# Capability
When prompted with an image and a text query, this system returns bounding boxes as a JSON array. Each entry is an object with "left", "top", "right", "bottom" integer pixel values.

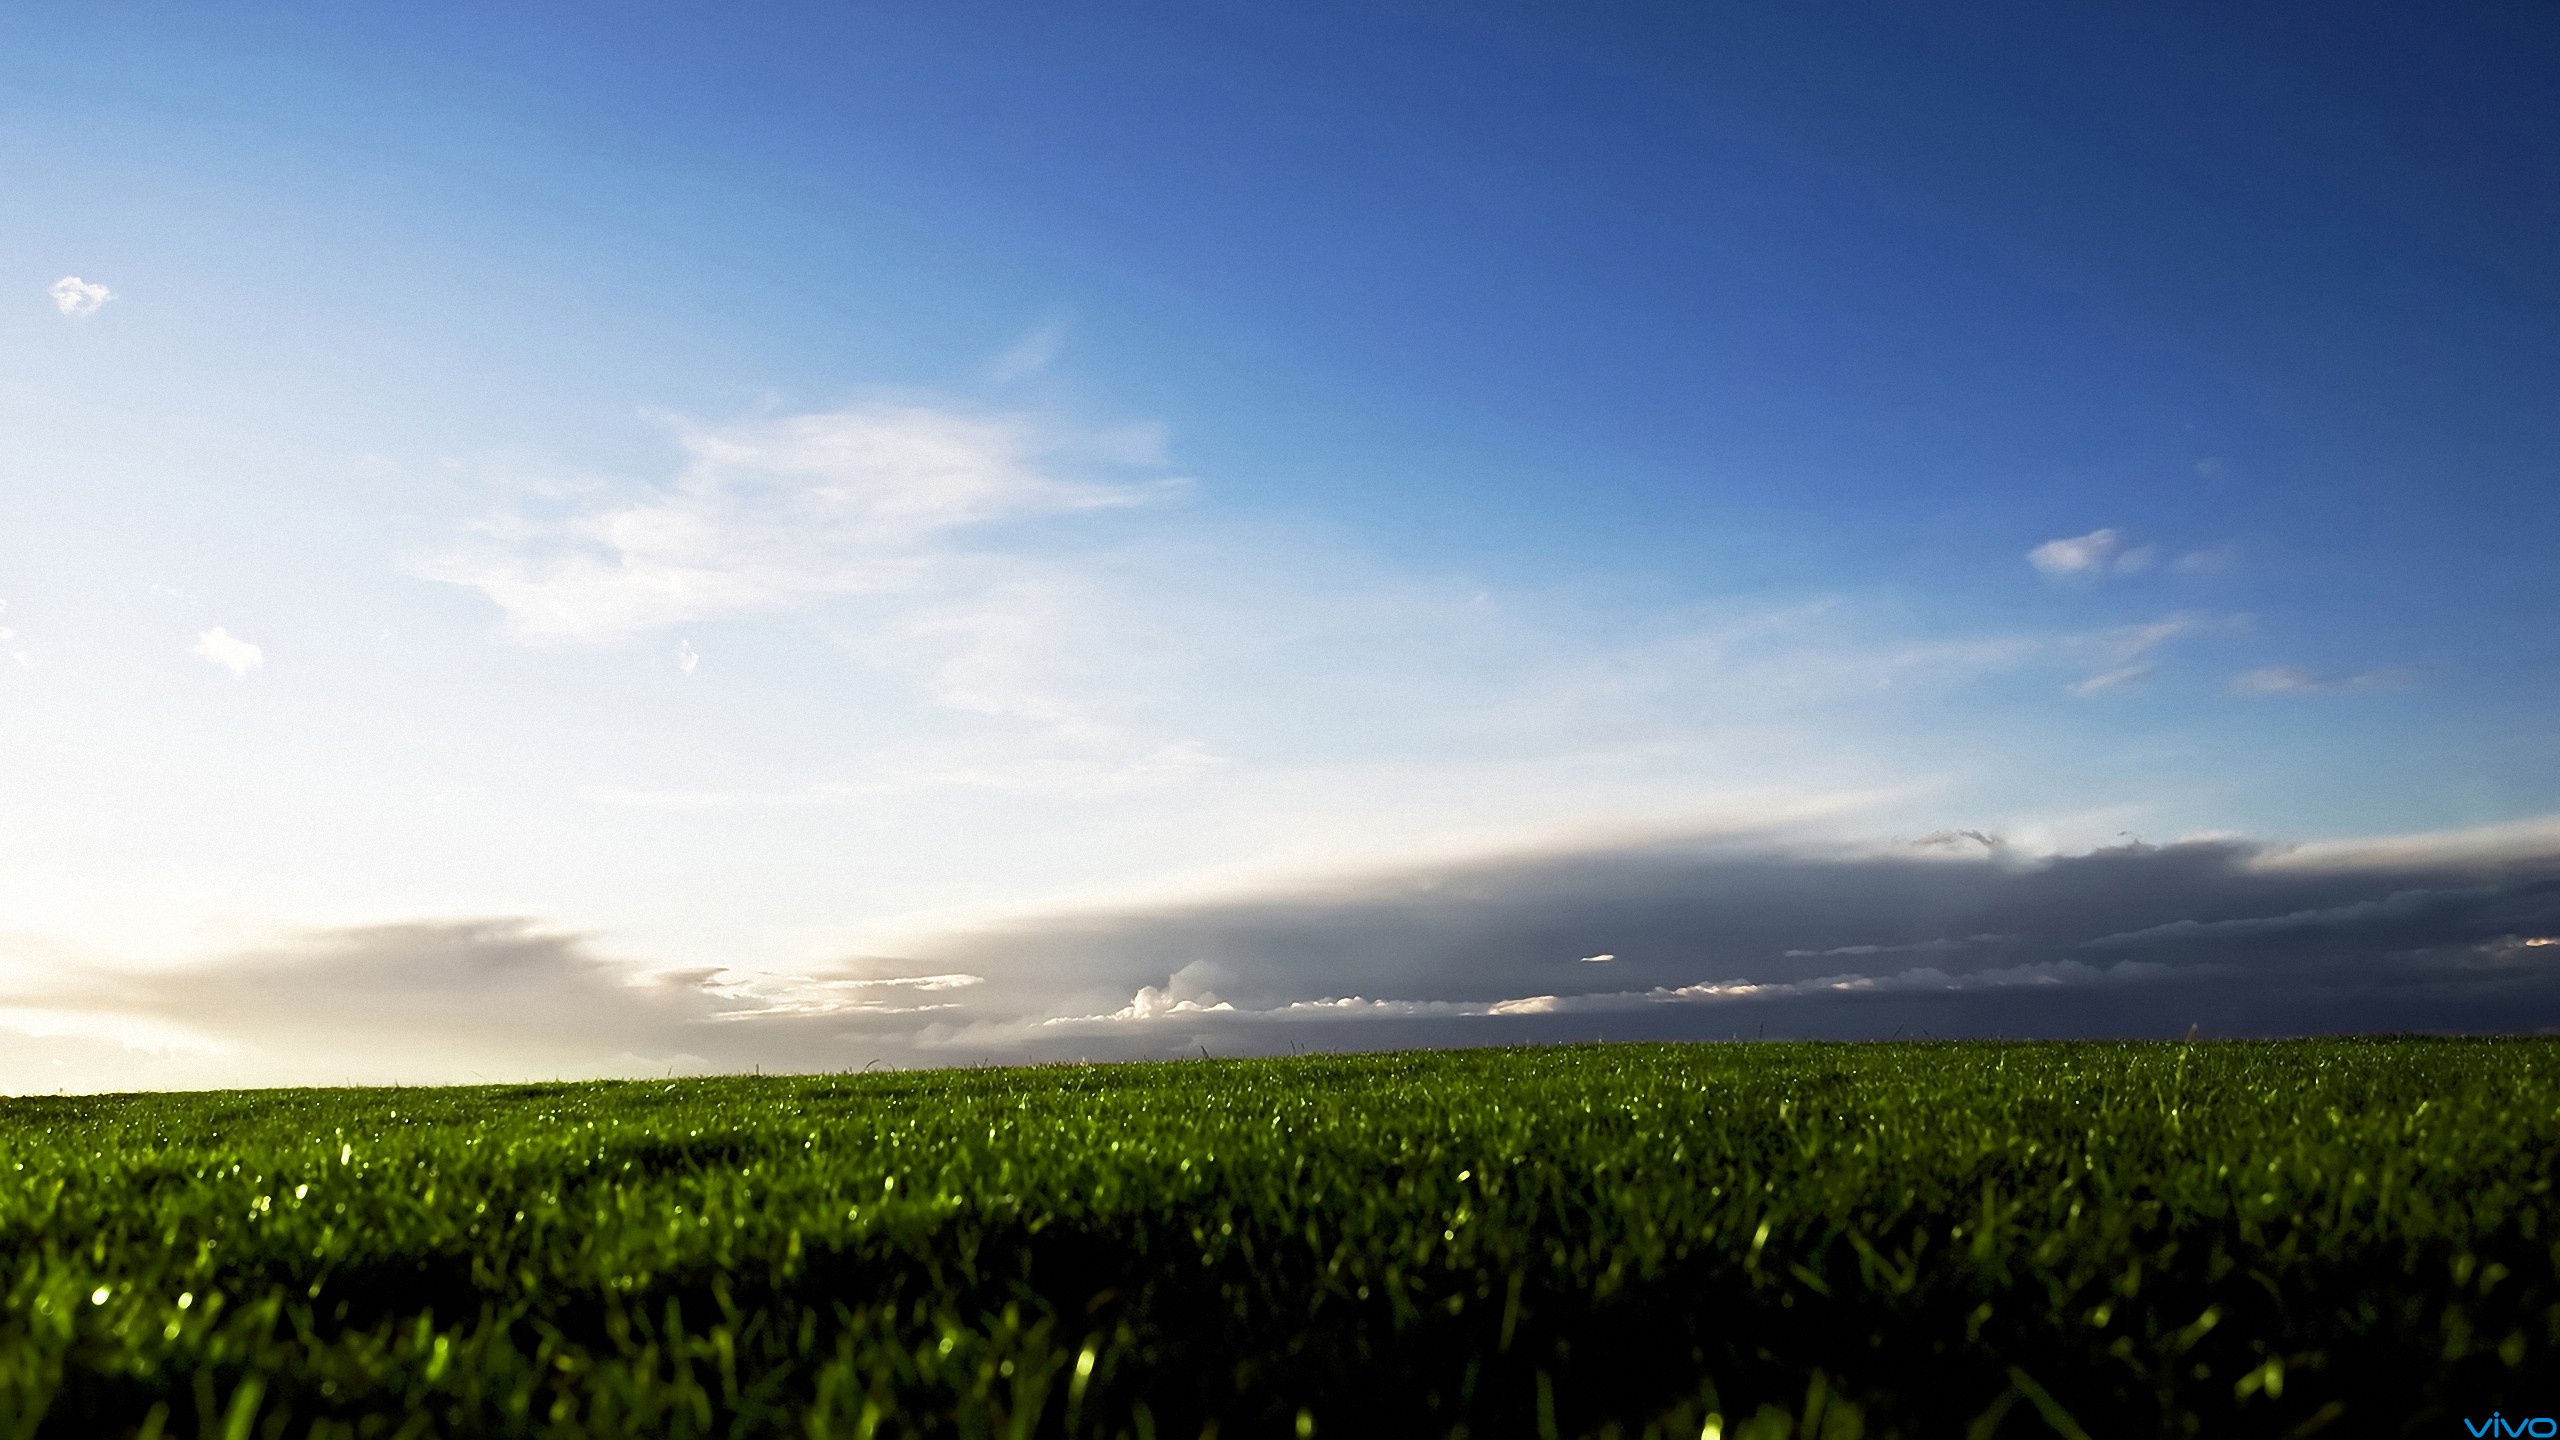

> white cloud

[
  {"left": 676, "top": 640, "right": 700, "bottom": 675},
  {"left": 2028, "top": 528, "right": 2152, "bottom": 580},
  {"left": 48, "top": 276, "right": 112, "bottom": 317},
  {"left": 420, "top": 404, "right": 1174, "bottom": 645},
  {"left": 1085, "top": 961, "right": 1236, "bottom": 1022},
  {"left": 189, "top": 627, "right": 263, "bottom": 678},
  {"left": 2231, "top": 666, "right": 2405, "bottom": 696},
  {"left": 2027, "top": 528, "right": 2119, "bottom": 577}
]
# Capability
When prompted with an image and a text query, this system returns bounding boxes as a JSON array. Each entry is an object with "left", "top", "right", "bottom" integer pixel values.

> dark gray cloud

[
  {"left": 15, "top": 832, "right": 2560, "bottom": 1088},
  {"left": 886, "top": 834, "right": 2560, "bottom": 1060}
]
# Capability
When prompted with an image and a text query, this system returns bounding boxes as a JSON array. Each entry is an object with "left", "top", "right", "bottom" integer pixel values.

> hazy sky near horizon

[{"left": 4, "top": 2, "right": 2558, "bottom": 1087}]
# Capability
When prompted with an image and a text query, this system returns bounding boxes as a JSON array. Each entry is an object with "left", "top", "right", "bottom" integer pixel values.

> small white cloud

[
  {"left": 190, "top": 627, "right": 263, "bottom": 678},
  {"left": 1579, "top": 953, "right": 1615, "bottom": 964},
  {"left": 2028, "top": 528, "right": 2153, "bottom": 580},
  {"left": 1107, "top": 985, "right": 1235, "bottom": 1021},
  {"left": 2028, "top": 529, "right": 2120, "bottom": 578},
  {"left": 49, "top": 276, "right": 113, "bottom": 317},
  {"left": 2231, "top": 666, "right": 2405, "bottom": 696},
  {"left": 2172, "top": 547, "right": 2237, "bottom": 575},
  {"left": 677, "top": 640, "right": 700, "bottom": 675}
]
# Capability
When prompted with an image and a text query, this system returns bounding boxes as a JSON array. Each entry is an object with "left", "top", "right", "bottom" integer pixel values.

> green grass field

[{"left": 2, "top": 1039, "right": 2553, "bottom": 1438}]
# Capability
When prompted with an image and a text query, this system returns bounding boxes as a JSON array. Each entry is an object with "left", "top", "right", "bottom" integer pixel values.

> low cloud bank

[
  {"left": 8, "top": 826, "right": 2560, "bottom": 1089},
  {"left": 894, "top": 829, "right": 2560, "bottom": 1059}
]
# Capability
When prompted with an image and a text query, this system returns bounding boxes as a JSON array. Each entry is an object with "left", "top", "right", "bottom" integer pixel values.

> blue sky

[{"left": 4, "top": 2, "right": 2556, "bottom": 1084}]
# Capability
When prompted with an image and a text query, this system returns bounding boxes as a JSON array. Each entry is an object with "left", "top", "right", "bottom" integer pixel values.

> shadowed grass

[{"left": 2, "top": 1039, "right": 2553, "bottom": 1436}]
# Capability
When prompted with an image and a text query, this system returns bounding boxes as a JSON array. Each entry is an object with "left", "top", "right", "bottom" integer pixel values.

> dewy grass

[{"left": 1, "top": 1039, "right": 2552, "bottom": 1438}]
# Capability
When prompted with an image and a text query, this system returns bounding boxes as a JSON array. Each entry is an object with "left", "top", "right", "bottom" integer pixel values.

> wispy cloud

[
  {"left": 189, "top": 627, "right": 263, "bottom": 677},
  {"left": 351, "top": 403, "right": 2404, "bottom": 1016},
  {"left": 2068, "top": 664, "right": 2152, "bottom": 695},
  {"left": 2080, "top": 889, "right": 2464, "bottom": 948},
  {"left": 2028, "top": 528, "right": 2153, "bottom": 580},
  {"left": 1782, "top": 933, "right": 2011, "bottom": 958},
  {"left": 2231, "top": 666, "right": 2406, "bottom": 696},
  {"left": 420, "top": 404, "right": 1176, "bottom": 645},
  {"left": 986, "top": 313, "right": 1071, "bottom": 383},
  {"left": 412, "top": 403, "right": 2280, "bottom": 851},
  {"left": 2255, "top": 814, "right": 2560, "bottom": 871},
  {"left": 2063, "top": 612, "right": 2216, "bottom": 694},
  {"left": 48, "top": 276, "right": 112, "bottom": 317},
  {"left": 852, "top": 575, "right": 1130, "bottom": 736}
]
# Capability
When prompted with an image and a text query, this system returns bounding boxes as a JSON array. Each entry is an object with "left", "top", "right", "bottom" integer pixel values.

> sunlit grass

[{"left": 2, "top": 1039, "right": 2551, "bottom": 1437}]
